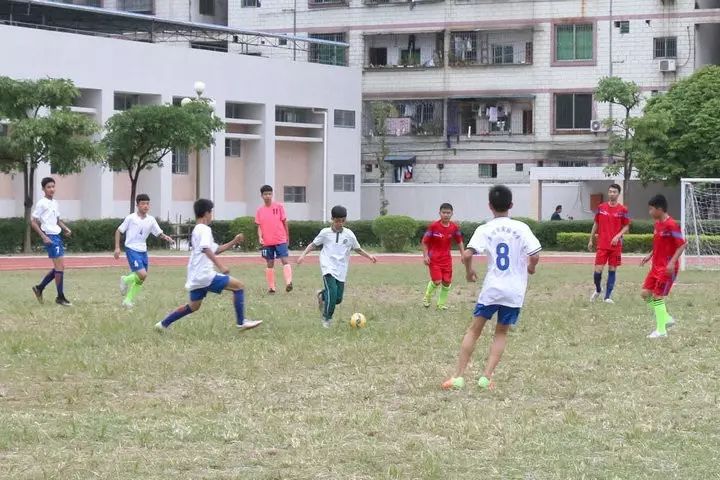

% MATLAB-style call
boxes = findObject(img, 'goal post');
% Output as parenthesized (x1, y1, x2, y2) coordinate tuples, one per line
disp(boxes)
(680, 178, 720, 271)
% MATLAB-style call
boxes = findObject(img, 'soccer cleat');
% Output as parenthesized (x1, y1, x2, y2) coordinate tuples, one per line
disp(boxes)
(604, 298, 615, 304)
(32, 285, 43, 304)
(590, 291, 602, 302)
(154, 321, 167, 332)
(665, 316, 676, 329)
(268, 289, 276, 295)
(55, 296, 72, 307)
(647, 330, 667, 339)
(478, 376, 496, 390)
(286, 282, 293, 293)
(316, 290, 325, 313)
(122, 300, 134, 309)
(441, 377, 465, 390)
(322, 318, 331, 329)
(422, 297, 431, 308)
(120, 276, 128, 296)
(237, 319, 262, 331)
(438, 304, 449, 311)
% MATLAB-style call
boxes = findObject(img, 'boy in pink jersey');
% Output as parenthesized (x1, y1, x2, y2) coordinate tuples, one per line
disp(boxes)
(255, 185, 292, 294)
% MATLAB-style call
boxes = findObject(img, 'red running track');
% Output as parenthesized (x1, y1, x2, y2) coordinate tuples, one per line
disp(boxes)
(0, 253, 646, 271)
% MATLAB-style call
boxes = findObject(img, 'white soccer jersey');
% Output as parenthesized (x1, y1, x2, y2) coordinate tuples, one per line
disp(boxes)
(312, 227, 360, 282)
(466, 217, 542, 308)
(31, 197, 61, 235)
(185, 223, 219, 291)
(117, 213, 163, 253)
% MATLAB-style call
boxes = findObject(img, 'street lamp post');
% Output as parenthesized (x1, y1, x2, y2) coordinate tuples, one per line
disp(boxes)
(182, 81, 216, 203)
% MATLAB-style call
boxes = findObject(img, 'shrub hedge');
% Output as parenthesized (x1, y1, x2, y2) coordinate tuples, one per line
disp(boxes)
(1, 216, 710, 254)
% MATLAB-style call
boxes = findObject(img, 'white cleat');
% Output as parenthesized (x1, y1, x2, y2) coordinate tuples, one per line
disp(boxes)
(590, 291, 602, 302)
(154, 321, 167, 332)
(665, 316, 676, 329)
(122, 300, 134, 309)
(604, 298, 615, 304)
(237, 319, 262, 331)
(322, 318, 331, 329)
(647, 330, 667, 339)
(120, 276, 128, 296)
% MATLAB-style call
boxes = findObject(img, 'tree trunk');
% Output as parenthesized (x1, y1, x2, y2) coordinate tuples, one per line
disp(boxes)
(379, 169, 387, 216)
(22, 161, 35, 253)
(623, 108, 632, 199)
(129, 170, 138, 214)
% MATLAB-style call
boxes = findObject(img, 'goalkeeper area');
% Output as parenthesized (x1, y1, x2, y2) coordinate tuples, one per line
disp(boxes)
(681, 178, 720, 270)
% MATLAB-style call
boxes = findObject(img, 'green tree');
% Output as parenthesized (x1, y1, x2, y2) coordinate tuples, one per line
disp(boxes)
(595, 76, 642, 195)
(0, 77, 101, 252)
(369, 101, 398, 216)
(634, 66, 720, 184)
(103, 102, 224, 213)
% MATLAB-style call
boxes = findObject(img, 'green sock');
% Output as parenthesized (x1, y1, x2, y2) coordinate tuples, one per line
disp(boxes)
(125, 275, 143, 303)
(424, 281, 437, 300)
(122, 273, 138, 285)
(652, 299, 669, 334)
(437, 284, 451, 307)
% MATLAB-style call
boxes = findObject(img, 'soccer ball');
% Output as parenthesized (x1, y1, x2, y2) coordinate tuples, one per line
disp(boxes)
(349, 312, 367, 329)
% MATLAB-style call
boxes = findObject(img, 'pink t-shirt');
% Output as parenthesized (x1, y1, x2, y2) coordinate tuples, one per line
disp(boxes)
(255, 202, 288, 246)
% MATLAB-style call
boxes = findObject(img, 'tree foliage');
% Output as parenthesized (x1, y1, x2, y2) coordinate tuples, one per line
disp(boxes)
(369, 101, 398, 216)
(0, 77, 101, 252)
(634, 66, 720, 184)
(103, 101, 224, 212)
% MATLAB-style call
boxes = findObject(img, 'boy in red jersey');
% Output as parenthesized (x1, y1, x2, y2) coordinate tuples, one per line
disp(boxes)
(422, 203, 465, 310)
(641, 194, 686, 339)
(588, 183, 631, 303)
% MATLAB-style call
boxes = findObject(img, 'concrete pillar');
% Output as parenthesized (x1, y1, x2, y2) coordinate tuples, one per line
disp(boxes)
(529, 179, 542, 221)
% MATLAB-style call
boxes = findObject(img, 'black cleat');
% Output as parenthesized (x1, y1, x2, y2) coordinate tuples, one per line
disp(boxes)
(286, 282, 293, 293)
(268, 289, 276, 295)
(32, 285, 44, 304)
(55, 296, 73, 307)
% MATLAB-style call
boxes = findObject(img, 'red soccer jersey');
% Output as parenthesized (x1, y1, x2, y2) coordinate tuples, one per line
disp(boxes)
(651, 216, 686, 273)
(422, 220, 463, 265)
(595, 202, 630, 250)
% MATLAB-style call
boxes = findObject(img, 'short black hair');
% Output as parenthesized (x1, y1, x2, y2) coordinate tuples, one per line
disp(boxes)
(260, 185, 273, 194)
(194, 198, 214, 218)
(136, 193, 150, 204)
(41, 177, 55, 188)
(489, 185, 512, 213)
(648, 194, 668, 212)
(609, 183, 622, 194)
(555, 205, 562, 211)
(331, 205, 347, 219)
(439, 203, 453, 211)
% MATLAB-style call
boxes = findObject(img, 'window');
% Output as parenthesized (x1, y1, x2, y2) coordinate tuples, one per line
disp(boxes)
(172, 97, 184, 107)
(654, 37, 677, 58)
(333, 174, 355, 192)
(400, 49, 421, 66)
(555, 93, 592, 130)
(172, 148, 189, 175)
(368, 47, 388, 67)
(555, 24, 593, 61)
(241, 0, 260, 6)
(309, 33, 347, 66)
(199, 0, 214, 15)
(190, 41, 228, 52)
(364, 164, 373, 173)
(117, 0, 154, 14)
(276, 107, 307, 123)
(114, 93, 139, 111)
(478, 164, 498, 178)
(492, 45, 514, 64)
(225, 138, 241, 157)
(334, 110, 356, 128)
(515, 163, 524, 172)
(284, 186, 306, 203)
(559, 160, 589, 167)
(225, 103, 245, 119)
(614, 20, 630, 34)
(279, 38, 288, 46)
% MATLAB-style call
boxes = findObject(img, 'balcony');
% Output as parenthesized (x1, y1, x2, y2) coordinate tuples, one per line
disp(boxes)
(364, 100, 444, 137)
(449, 30, 533, 67)
(117, 0, 154, 14)
(308, 0, 349, 8)
(448, 98, 534, 138)
(363, 0, 444, 5)
(365, 32, 443, 70)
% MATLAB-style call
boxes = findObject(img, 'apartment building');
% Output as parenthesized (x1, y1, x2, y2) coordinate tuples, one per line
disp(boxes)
(228, 0, 720, 187)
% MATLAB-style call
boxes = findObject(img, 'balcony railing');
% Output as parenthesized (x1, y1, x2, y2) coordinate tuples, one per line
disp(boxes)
(363, 0, 443, 5)
(309, 0, 349, 7)
(117, 0, 154, 14)
(449, 31, 533, 66)
(365, 32, 444, 69)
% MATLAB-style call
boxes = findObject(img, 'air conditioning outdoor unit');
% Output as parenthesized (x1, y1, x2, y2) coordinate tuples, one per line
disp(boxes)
(659, 59, 676, 72)
(590, 119, 603, 133)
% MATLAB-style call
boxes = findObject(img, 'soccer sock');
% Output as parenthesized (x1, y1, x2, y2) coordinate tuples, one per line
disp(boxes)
(265, 268, 276, 291)
(54, 271, 64, 297)
(593, 272, 602, 293)
(38, 269, 55, 290)
(424, 281, 437, 300)
(122, 272, 138, 285)
(126, 279, 143, 303)
(605, 271, 617, 299)
(652, 299, 669, 334)
(283, 264, 292, 285)
(438, 285, 451, 307)
(233, 289, 245, 326)
(161, 304, 192, 328)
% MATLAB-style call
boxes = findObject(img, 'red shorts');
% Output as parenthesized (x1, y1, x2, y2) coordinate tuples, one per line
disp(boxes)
(595, 248, 622, 267)
(429, 263, 453, 284)
(642, 269, 676, 297)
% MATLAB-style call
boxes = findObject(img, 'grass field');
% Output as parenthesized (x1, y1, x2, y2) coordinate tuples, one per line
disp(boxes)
(1, 261, 719, 479)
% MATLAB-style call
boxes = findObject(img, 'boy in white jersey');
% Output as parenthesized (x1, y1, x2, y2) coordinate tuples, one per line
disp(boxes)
(155, 199, 262, 331)
(442, 185, 541, 391)
(297, 205, 377, 328)
(31, 177, 73, 306)
(114, 194, 175, 307)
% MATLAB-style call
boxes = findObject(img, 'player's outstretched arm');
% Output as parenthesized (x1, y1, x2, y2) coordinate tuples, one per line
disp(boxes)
(203, 247, 229, 274)
(463, 247, 477, 281)
(114, 229, 123, 259)
(297, 243, 317, 265)
(216, 234, 244, 255)
(159, 233, 176, 247)
(354, 248, 377, 263)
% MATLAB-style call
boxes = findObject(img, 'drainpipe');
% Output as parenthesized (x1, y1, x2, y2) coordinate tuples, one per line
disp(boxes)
(313, 108, 328, 221)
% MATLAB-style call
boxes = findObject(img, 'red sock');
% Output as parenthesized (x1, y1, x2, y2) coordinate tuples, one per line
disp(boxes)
(283, 264, 293, 285)
(265, 268, 276, 290)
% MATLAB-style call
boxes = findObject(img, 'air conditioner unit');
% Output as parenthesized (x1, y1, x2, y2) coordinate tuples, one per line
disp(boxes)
(659, 59, 676, 72)
(590, 119, 603, 132)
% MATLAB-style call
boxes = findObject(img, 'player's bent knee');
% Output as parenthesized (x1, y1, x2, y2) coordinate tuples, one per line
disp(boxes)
(189, 301, 202, 312)
(226, 277, 244, 290)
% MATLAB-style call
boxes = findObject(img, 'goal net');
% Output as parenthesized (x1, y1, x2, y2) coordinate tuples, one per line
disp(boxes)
(681, 178, 720, 270)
